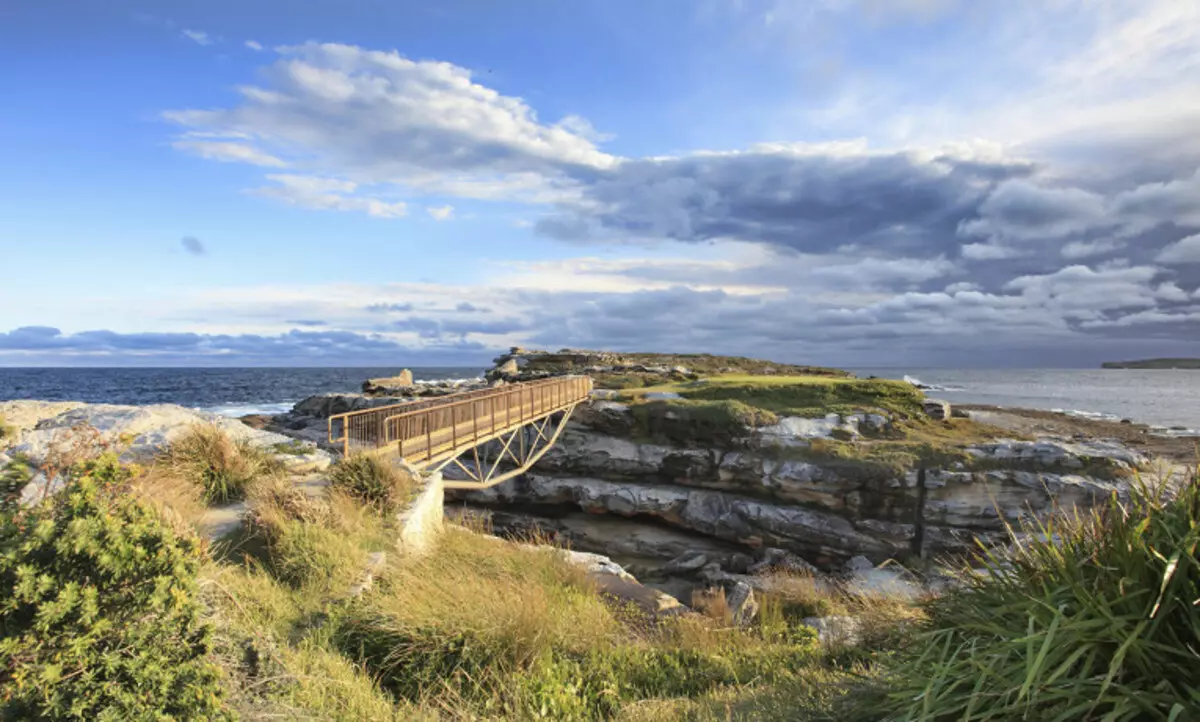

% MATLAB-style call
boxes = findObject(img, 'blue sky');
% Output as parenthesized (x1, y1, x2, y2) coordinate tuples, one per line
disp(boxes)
(1, 0, 1199, 367)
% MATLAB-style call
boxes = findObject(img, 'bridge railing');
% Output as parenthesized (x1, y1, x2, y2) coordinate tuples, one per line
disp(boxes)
(386, 375, 591, 466)
(328, 376, 591, 457)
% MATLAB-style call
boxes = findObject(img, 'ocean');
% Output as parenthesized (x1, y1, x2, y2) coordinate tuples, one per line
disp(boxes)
(852, 368, 1200, 435)
(0, 366, 1197, 435)
(0, 367, 484, 417)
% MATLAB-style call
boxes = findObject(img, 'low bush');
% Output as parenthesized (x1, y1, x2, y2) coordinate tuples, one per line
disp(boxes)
(162, 424, 283, 505)
(865, 471, 1200, 721)
(0, 415, 13, 444)
(0, 454, 228, 720)
(328, 453, 414, 512)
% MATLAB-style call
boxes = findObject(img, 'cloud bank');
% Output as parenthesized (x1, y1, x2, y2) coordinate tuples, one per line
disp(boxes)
(11, 0, 1197, 367)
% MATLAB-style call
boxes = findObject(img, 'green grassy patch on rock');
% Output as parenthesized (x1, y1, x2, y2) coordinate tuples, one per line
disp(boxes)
(631, 399, 779, 445)
(625, 374, 926, 420)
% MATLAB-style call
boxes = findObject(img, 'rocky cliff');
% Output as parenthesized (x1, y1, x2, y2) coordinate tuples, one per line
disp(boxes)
(250, 349, 1158, 599)
(446, 400, 1141, 573)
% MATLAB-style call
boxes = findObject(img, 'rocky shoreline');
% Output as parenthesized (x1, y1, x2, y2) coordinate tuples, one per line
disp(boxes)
(201, 349, 1188, 604)
(4, 349, 1189, 610)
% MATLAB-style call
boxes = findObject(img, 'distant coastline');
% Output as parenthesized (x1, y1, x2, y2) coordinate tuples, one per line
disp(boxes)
(1101, 358, 1200, 370)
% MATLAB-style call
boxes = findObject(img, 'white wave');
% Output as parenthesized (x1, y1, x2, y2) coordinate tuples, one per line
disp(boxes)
(902, 374, 964, 393)
(1050, 407, 1125, 423)
(200, 401, 296, 418)
(414, 376, 483, 386)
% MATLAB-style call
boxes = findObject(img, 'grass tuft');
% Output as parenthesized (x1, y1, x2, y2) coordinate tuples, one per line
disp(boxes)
(161, 423, 283, 505)
(328, 453, 415, 513)
(864, 468, 1200, 720)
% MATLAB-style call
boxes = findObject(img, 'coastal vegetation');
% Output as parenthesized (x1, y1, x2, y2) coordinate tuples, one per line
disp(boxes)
(328, 452, 416, 513)
(161, 423, 283, 504)
(2, 357, 1197, 719)
(16, 440, 1198, 719)
(0, 454, 227, 720)
(0, 415, 12, 444)
(624, 374, 927, 420)
(862, 472, 1200, 720)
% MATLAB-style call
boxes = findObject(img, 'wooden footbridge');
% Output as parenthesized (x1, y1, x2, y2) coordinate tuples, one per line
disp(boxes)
(328, 376, 592, 490)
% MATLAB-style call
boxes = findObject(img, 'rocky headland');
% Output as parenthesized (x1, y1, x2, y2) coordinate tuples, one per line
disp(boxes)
(221, 348, 1185, 604)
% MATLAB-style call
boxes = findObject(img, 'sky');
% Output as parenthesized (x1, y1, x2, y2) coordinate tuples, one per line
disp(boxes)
(1, 0, 1199, 368)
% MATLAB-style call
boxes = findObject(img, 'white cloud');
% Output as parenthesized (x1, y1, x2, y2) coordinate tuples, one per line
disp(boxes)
(1156, 234, 1200, 264)
(245, 40, 264, 51)
(960, 243, 1024, 261)
(1061, 239, 1126, 260)
(170, 140, 287, 167)
(945, 281, 979, 293)
(426, 205, 454, 221)
(164, 42, 617, 213)
(181, 29, 213, 46)
(253, 174, 407, 218)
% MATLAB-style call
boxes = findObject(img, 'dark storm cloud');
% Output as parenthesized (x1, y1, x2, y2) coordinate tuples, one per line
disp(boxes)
(539, 148, 1035, 258)
(180, 236, 206, 255)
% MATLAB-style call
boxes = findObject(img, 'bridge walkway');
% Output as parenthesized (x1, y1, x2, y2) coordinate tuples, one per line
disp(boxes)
(328, 375, 592, 490)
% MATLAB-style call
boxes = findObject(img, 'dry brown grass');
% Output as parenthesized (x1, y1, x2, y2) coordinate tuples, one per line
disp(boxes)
(161, 423, 283, 504)
(327, 453, 415, 513)
(127, 464, 209, 537)
(370, 525, 620, 661)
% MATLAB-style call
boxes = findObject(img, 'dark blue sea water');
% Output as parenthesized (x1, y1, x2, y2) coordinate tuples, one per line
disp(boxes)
(1, 366, 1197, 433)
(0, 367, 484, 417)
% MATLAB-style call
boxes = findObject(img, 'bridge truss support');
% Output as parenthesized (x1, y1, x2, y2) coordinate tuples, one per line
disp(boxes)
(438, 404, 577, 490)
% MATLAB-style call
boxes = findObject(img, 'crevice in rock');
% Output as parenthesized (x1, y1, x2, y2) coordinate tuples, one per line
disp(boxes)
(912, 464, 928, 560)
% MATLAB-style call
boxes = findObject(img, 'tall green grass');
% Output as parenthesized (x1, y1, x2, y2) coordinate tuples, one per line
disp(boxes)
(161, 424, 283, 504)
(331, 526, 836, 718)
(866, 469, 1200, 721)
(328, 453, 414, 513)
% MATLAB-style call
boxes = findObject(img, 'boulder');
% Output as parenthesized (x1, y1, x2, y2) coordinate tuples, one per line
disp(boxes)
(487, 358, 521, 382)
(1, 402, 334, 501)
(923, 399, 952, 420)
(663, 551, 710, 574)
(727, 581, 759, 626)
(363, 369, 414, 393)
(801, 616, 861, 646)
(748, 547, 818, 576)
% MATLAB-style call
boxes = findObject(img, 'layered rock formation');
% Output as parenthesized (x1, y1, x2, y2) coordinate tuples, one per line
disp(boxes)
(446, 400, 1142, 574)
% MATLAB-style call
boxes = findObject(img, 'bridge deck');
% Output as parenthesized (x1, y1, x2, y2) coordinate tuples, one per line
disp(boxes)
(328, 376, 592, 470)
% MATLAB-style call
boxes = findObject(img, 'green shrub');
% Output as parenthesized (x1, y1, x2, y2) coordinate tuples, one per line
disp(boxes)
(0, 454, 228, 720)
(0, 415, 13, 444)
(328, 453, 414, 512)
(1, 455, 32, 514)
(866, 472, 1200, 721)
(163, 424, 283, 505)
